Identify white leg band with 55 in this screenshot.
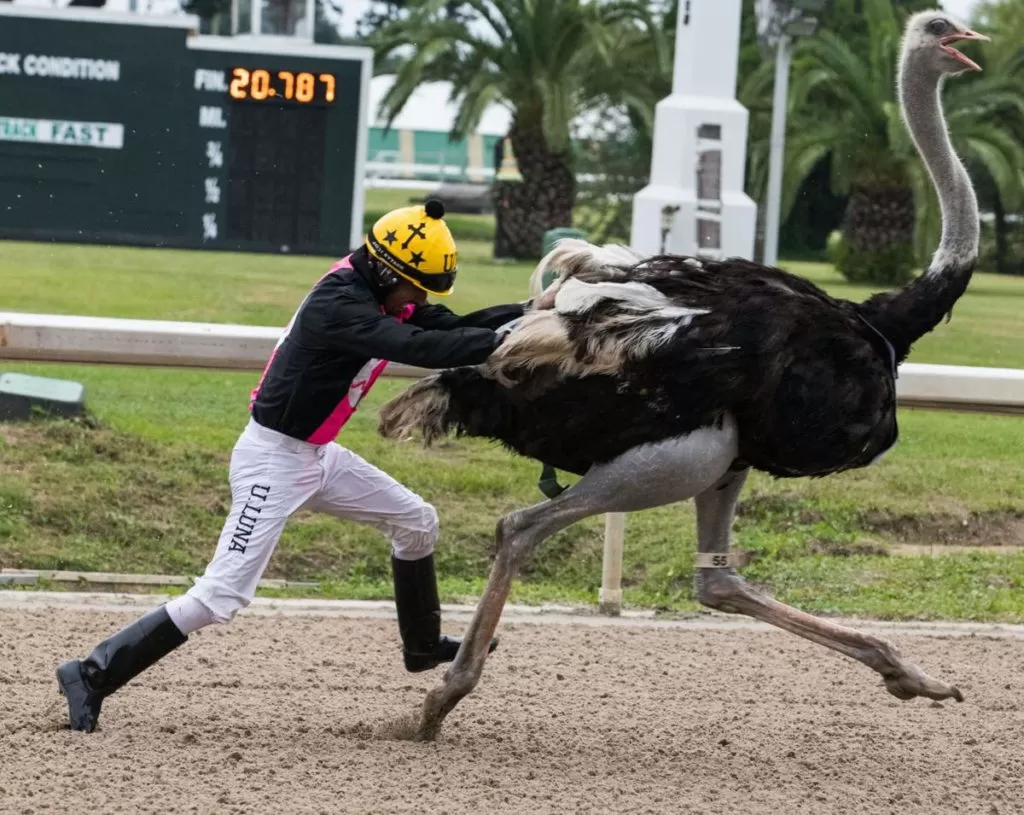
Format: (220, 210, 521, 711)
(695, 552, 738, 568)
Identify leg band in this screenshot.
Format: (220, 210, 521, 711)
(694, 552, 739, 568)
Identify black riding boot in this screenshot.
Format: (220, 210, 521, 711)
(391, 554, 498, 673)
(55, 605, 187, 733)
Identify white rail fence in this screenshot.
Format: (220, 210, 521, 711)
(4, 310, 1024, 614)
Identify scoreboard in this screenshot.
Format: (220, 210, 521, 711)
(0, 5, 371, 256)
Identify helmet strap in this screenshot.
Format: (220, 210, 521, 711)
(353, 246, 401, 296)
(371, 258, 402, 292)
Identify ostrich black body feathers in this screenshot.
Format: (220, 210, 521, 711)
(378, 251, 943, 480)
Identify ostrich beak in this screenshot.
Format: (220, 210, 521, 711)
(940, 29, 989, 72)
(950, 29, 991, 43)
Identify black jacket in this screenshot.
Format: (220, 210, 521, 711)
(250, 249, 524, 443)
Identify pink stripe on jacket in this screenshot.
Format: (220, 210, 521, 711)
(249, 255, 415, 444)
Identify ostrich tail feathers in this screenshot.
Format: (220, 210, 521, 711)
(529, 238, 642, 296)
(379, 368, 518, 451)
(377, 374, 452, 444)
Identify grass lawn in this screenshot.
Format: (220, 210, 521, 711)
(2, 227, 1023, 621)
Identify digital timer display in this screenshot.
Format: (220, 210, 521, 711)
(0, 5, 370, 255)
(229, 67, 337, 104)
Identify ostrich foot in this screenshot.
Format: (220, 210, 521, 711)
(415, 675, 472, 742)
(883, 664, 964, 702)
(698, 567, 965, 706)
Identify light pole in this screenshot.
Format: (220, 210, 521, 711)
(758, 0, 828, 268)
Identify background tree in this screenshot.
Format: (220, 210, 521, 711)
(743, 0, 951, 261)
(970, 0, 1024, 274)
(369, 0, 662, 258)
(180, 0, 230, 31)
(314, 0, 348, 44)
(742, 0, 1024, 284)
(573, 0, 673, 243)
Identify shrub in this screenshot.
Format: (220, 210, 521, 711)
(827, 230, 916, 286)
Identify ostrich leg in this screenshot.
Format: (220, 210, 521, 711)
(694, 469, 963, 702)
(415, 417, 742, 741)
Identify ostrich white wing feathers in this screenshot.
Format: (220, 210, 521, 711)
(488, 276, 708, 387)
(554, 278, 705, 321)
(527, 238, 643, 296)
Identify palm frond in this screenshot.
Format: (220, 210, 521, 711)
(795, 33, 887, 139)
(862, 0, 900, 102)
(536, 77, 574, 152)
(957, 125, 1024, 209)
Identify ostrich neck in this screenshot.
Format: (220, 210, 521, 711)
(856, 54, 980, 364)
(898, 56, 979, 271)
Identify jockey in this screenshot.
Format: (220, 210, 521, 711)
(56, 199, 525, 732)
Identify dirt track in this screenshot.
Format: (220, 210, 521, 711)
(3, 600, 1024, 815)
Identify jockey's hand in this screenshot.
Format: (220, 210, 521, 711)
(530, 287, 558, 311)
(494, 319, 520, 344)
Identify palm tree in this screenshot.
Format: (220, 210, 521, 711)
(569, 1, 674, 244)
(368, 0, 663, 258)
(742, 0, 1024, 284)
(970, 0, 1024, 275)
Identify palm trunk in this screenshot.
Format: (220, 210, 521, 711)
(837, 182, 916, 285)
(493, 121, 576, 259)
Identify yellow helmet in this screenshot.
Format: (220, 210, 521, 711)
(365, 199, 458, 296)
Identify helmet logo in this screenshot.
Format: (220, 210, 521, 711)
(443, 253, 455, 272)
(402, 222, 427, 250)
(383, 230, 398, 245)
(409, 251, 425, 267)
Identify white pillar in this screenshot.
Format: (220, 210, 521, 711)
(630, 0, 757, 260)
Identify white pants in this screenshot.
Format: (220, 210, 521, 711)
(168, 420, 438, 633)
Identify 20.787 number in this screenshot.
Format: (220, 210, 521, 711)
(229, 68, 337, 104)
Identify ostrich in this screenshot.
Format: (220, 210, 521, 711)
(378, 11, 989, 741)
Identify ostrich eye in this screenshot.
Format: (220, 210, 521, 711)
(926, 18, 949, 35)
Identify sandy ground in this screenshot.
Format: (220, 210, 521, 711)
(3, 598, 1024, 815)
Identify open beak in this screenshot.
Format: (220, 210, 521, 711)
(941, 29, 990, 72)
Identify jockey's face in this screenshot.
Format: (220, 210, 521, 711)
(383, 279, 428, 315)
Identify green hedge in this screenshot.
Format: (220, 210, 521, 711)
(827, 230, 915, 286)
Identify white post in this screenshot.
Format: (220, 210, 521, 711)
(630, 0, 757, 260)
(762, 33, 793, 268)
(599, 513, 626, 616)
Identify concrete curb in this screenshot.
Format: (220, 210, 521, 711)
(0, 568, 316, 589)
(5, 589, 1024, 641)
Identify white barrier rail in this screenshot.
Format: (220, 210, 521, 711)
(4, 311, 1023, 616)
(0, 311, 430, 379)
(4, 311, 1024, 413)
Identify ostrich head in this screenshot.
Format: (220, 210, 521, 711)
(902, 11, 990, 74)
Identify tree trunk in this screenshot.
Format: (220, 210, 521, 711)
(838, 182, 916, 285)
(844, 183, 915, 254)
(493, 121, 576, 259)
